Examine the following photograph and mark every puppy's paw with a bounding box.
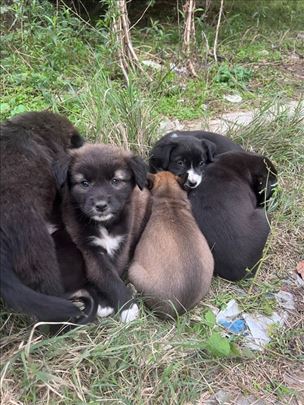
[97,305,114,318]
[120,303,139,323]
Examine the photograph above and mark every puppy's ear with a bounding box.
[146,173,155,190]
[149,142,177,172]
[52,154,72,190]
[129,156,148,190]
[70,131,84,149]
[202,139,216,162]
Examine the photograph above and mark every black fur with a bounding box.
[149,130,242,190]
[62,144,148,317]
[149,130,242,171]
[149,130,277,205]
[189,151,275,280]
[0,111,94,323]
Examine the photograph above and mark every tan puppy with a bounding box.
[128,171,214,318]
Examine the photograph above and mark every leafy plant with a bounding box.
[214,64,253,88]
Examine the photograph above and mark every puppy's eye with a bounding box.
[199,161,206,167]
[81,180,90,188]
[111,178,121,186]
[176,160,184,166]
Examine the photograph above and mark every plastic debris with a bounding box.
[170,63,188,75]
[274,290,295,310]
[242,312,286,350]
[296,260,304,279]
[216,299,242,321]
[215,298,291,351]
[217,318,246,334]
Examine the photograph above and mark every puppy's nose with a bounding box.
[186,180,198,188]
[95,201,108,212]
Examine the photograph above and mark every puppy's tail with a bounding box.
[0,255,97,324]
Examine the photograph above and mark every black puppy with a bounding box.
[149,130,277,205]
[0,111,95,323]
[149,130,243,189]
[189,151,276,280]
[62,144,149,322]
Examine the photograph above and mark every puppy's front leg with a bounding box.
[82,249,139,323]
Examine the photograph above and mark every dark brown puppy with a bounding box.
[0,111,94,323]
[62,143,150,322]
[128,171,214,319]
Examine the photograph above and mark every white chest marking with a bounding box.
[187,166,202,187]
[46,223,58,235]
[90,227,124,257]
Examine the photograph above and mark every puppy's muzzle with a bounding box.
[185,169,202,189]
[186,179,199,188]
[95,201,108,213]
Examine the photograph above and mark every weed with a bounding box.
[213,64,253,88]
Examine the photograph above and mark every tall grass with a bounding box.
[77,70,159,155]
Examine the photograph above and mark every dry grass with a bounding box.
[1,104,303,404]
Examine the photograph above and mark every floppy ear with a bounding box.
[52,154,72,190]
[149,141,177,172]
[201,139,216,162]
[146,173,155,190]
[128,155,148,190]
[70,131,84,149]
[176,173,188,188]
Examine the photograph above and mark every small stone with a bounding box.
[142,60,162,70]
[223,94,243,103]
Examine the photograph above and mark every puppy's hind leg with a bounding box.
[128,263,150,293]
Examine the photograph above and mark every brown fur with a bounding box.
[128,171,214,318]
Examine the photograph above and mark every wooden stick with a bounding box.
[213,0,224,63]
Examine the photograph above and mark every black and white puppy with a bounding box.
[62,144,149,323]
[149,130,277,205]
[149,130,243,189]
[189,151,277,280]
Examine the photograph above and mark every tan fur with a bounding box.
[116,187,152,275]
[128,171,214,318]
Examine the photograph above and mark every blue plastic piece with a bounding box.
[218,318,246,334]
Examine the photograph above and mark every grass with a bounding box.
[1,1,304,403]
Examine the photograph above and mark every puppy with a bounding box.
[0,110,95,323]
[128,171,214,318]
[189,151,276,280]
[149,130,277,204]
[149,130,243,189]
[62,143,150,322]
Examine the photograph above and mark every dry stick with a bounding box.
[203,0,212,20]
[182,0,197,77]
[130,0,152,30]
[213,0,224,63]
[119,0,144,71]
[113,18,129,83]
